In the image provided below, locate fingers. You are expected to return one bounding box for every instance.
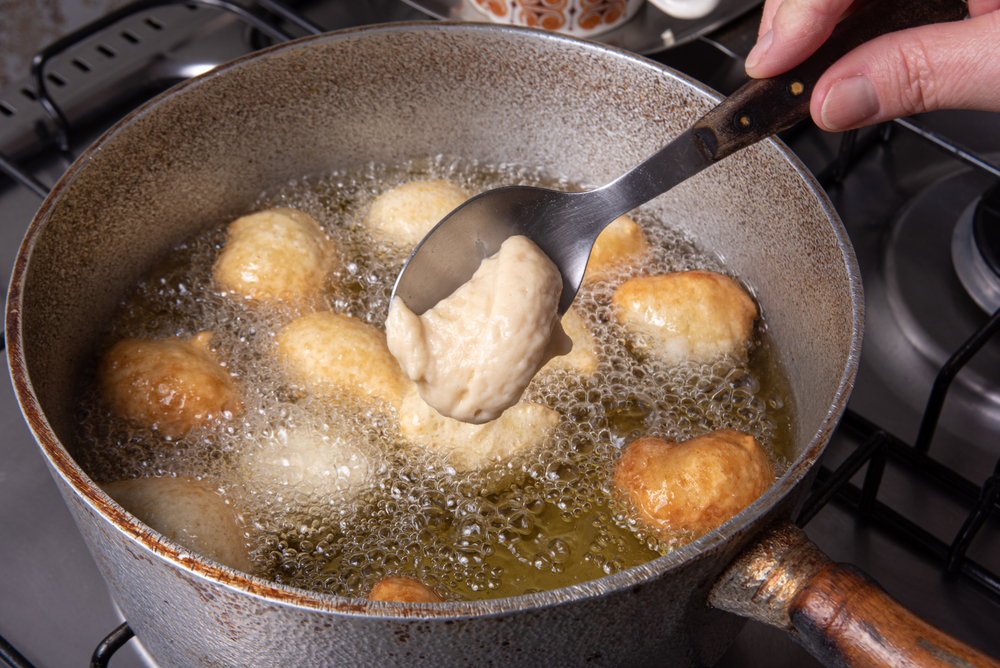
[970,0,1000,15]
[746,0,1000,131]
[746,0,858,77]
[756,0,786,37]
[811,11,1000,131]
[746,0,1000,78]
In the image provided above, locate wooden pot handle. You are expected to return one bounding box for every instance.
[710,521,1000,668]
[790,562,999,668]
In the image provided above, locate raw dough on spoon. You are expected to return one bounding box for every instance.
[386,235,571,424]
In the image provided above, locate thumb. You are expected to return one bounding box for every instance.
[811,11,1000,132]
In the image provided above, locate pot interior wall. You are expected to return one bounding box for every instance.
[17,24,856,491]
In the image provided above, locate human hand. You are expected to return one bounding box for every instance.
[744,0,1000,131]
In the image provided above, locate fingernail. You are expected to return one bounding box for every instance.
[820,76,880,131]
[745,29,773,71]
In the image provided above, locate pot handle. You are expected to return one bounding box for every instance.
[709,520,1000,668]
[691,0,968,162]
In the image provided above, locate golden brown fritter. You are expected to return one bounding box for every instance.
[368,576,444,603]
[97,332,242,438]
[613,270,757,365]
[364,179,471,248]
[583,214,649,284]
[614,429,773,537]
[275,312,412,410]
[101,475,252,573]
[213,208,335,302]
[238,426,380,503]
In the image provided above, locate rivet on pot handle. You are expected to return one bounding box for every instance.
[691,0,969,162]
[710,520,1000,668]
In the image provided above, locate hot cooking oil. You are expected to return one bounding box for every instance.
[76,155,795,601]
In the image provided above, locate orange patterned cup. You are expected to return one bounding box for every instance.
[470,0,645,37]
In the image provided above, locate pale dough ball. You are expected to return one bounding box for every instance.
[583,214,649,284]
[540,307,599,376]
[613,270,757,365]
[101,476,252,573]
[97,332,242,439]
[364,179,471,247]
[614,429,773,538]
[398,388,559,472]
[213,207,336,302]
[240,426,378,503]
[369,577,443,603]
[276,312,412,410]
[386,235,570,424]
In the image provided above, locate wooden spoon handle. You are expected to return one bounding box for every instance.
[790,562,1000,668]
[691,0,969,161]
[710,521,1000,668]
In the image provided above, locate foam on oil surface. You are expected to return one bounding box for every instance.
[77,155,794,601]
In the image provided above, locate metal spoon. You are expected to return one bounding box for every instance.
[391,0,966,316]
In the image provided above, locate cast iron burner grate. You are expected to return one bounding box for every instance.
[1,0,999,665]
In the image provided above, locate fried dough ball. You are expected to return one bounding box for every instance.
[213,208,336,302]
[97,332,242,438]
[540,307,599,376]
[369,577,444,603]
[613,270,757,365]
[583,214,649,283]
[614,429,773,538]
[101,476,252,573]
[240,426,379,503]
[276,312,411,410]
[398,388,559,472]
[364,179,471,248]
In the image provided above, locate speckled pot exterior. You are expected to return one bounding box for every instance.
[6,23,862,668]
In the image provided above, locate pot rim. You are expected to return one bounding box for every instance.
[5,21,864,619]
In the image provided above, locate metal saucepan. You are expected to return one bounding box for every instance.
[6,22,995,668]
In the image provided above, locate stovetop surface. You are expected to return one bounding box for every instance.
[1,2,999,667]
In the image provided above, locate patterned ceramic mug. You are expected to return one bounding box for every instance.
[469,0,645,37]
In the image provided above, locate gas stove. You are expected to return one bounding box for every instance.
[1,2,998,667]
